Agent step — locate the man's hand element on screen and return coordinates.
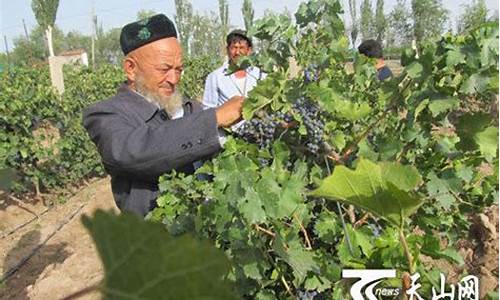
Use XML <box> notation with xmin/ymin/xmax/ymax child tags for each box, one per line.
<box><xmin>215</xmin><ymin>96</ymin><xmax>244</xmax><ymax>127</ymax></box>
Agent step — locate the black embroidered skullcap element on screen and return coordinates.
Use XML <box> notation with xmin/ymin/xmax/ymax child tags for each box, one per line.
<box><xmin>120</xmin><ymin>14</ymin><xmax>178</xmax><ymax>55</ymax></box>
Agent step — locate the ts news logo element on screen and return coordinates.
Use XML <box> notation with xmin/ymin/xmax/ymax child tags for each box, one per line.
<box><xmin>343</xmin><ymin>269</ymin><xmax>480</xmax><ymax>300</ymax></box>
<box><xmin>342</xmin><ymin>269</ymin><xmax>399</xmax><ymax>300</ymax></box>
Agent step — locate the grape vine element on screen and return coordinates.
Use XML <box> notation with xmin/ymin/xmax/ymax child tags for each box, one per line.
<box><xmin>151</xmin><ymin>0</ymin><xmax>499</xmax><ymax>299</ymax></box>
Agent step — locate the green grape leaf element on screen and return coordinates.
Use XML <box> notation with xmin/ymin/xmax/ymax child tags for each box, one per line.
<box><xmin>254</xmin><ymin>290</ymin><xmax>276</xmax><ymax>300</ymax></box>
<box><xmin>331</xmin><ymin>132</ymin><xmax>346</xmax><ymax>151</ymax></box>
<box><xmin>311</xmin><ymin>159</ymin><xmax>423</xmax><ymax>227</ymax></box>
<box><xmin>255</xmin><ymin>171</ymin><xmax>283</xmax><ymax>219</ymax></box>
<box><xmin>455</xmin><ymin>113</ymin><xmax>497</xmax><ymax>159</ymax></box>
<box><xmin>82</xmin><ymin>210</ymin><xmax>238</xmax><ymax>300</ymax></box>
<box><xmin>425</xmin><ymin>172</ymin><xmax>461</xmax><ymax>211</ymax></box>
<box><xmin>405</xmin><ymin>62</ymin><xmax>423</xmax><ymax>78</ymax></box>
<box><xmin>233</xmin><ymin>249</ymin><xmax>267</xmax><ymax>281</ymax></box>
<box><xmin>480</xmin><ymin>32</ymin><xmax>499</xmax><ymax>67</ymax></box>
<box><xmin>486</xmin><ymin>291</ymin><xmax>499</xmax><ymax>300</ymax></box>
<box><xmin>314</xmin><ymin>211</ymin><xmax>340</xmax><ymax>244</ymax></box>
<box><xmin>278</xmin><ymin>173</ymin><xmax>305</xmax><ymax>215</ymax></box>
<box><xmin>436</xmin><ymin>194</ymin><xmax>455</xmax><ymax>211</ymax></box>
<box><xmin>414</xmin><ymin>99</ymin><xmax>430</xmax><ymax>120</ymax></box>
<box><xmin>336</xmin><ymin>225</ymin><xmax>365</xmax><ymax>268</ymax></box>
<box><xmin>240</xmin><ymin>188</ymin><xmax>267</xmax><ymax>224</ymax></box>
<box><xmin>256</xmin><ymin>166</ymin><xmax>305</xmax><ymax>219</ymax></box>
<box><xmin>380</xmin><ymin>162</ymin><xmax>423</xmax><ymax>191</ymax></box>
<box><xmin>490</xmin><ymin>73</ymin><xmax>499</xmax><ymax>90</ymax></box>
<box><xmin>304</xmin><ymin>275</ymin><xmax>332</xmax><ymax>292</ymax></box>
<box><xmin>459</xmin><ymin>73</ymin><xmax>490</xmax><ymax>94</ymax></box>
<box><xmin>357</xmin><ymin>138</ymin><xmax>379</xmax><ymax>161</ymax></box>
<box><xmin>428</xmin><ymin>98</ymin><xmax>459</xmax><ymax>117</ymax></box>
<box><xmin>354</xmin><ymin>228</ymin><xmax>375</xmax><ymax>258</ymax></box>
<box><xmin>420</xmin><ymin>235</ymin><xmax>465</xmax><ymax>265</ymax></box>
<box><xmin>475</xmin><ymin>126</ymin><xmax>499</xmax><ymax>159</ymax></box>
<box><xmin>273</xmin><ymin>235</ymin><xmax>319</xmax><ymax>283</ymax></box>
<box><xmin>334</xmin><ymin>100</ymin><xmax>372</xmax><ymax>121</ymax></box>
<box><xmin>445</xmin><ymin>49</ymin><xmax>466</xmax><ymax>67</ymax></box>
<box><xmin>439</xmin><ymin>248</ymin><xmax>465</xmax><ymax>265</ymax></box>
<box><xmin>306</xmin><ymin>85</ymin><xmax>372</xmax><ymax>121</ymax></box>
<box><xmin>456</xmin><ymin>166</ymin><xmax>474</xmax><ymax>183</ymax></box>
<box><xmin>378</xmin><ymin>139</ymin><xmax>404</xmax><ymax>160</ymax></box>
<box><xmin>226</xmin><ymin>56</ymin><xmax>254</xmax><ymax>75</ymax></box>
<box><xmin>243</xmin><ymin>73</ymin><xmax>285</xmax><ymax>120</ymax></box>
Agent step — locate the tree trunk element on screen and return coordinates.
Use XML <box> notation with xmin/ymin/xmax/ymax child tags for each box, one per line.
<box><xmin>46</xmin><ymin>25</ymin><xmax>55</xmax><ymax>57</ymax></box>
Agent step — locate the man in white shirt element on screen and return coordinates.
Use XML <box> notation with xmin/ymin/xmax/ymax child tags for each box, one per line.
<box><xmin>202</xmin><ymin>30</ymin><xmax>266</xmax><ymax>109</ymax></box>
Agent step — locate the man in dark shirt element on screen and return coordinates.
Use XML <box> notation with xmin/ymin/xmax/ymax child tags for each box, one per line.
<box><xmin>83</xmin><ymin>14</ymin><xmax>244</xmax><ymax>216</ymax></box>
<box><xmin>358</xmin><ymin>39</ymin><xmax>393</xmax><ymax>81</ymax></box>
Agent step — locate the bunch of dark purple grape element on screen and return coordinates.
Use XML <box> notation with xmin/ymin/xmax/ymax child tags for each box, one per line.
<box><xmin>292</xmin><ymin>97</ymin><xmax>325</xmax><ymax>154</ymax></box>
<box><xmin>234</xmin><ymin>98</ymin><xmax>324</xmax><ymax>153</ymax></box>
<box><xmin>297</xmin><ymin>290</ymin><xmax>319</xmax><ymax>300</ymax></box>
<box><xmin>234</xmin><ymin>112</ymin><xmax>292</xmax><ymax>148</ymax></box>
<box><xmin>304</xmin><ymin>64</ymin><xmax>320</xmax><ymax>82</ymax></box>
<box><xmin>234</xmin><ymin>98</ymin><xmax>325</xmax><ymax>154</ymax></box>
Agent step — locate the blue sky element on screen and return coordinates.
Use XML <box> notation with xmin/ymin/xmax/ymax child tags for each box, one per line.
<box><xmin>1</xmin><ymin>0</ymin><xmax>499</xmax><ymax>52</ymax></box>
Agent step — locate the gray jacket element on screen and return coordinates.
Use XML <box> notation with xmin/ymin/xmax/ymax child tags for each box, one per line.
<box><xmin>83</xmin><ymin>84</ymin><xmax>221</xmax><ymax>216</ymax></box>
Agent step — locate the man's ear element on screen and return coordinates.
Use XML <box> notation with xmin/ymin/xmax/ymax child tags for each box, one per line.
<box><xmin>123</xmin><ymin>56</ymin><xmax>137</xmax><ymax>82</ymax></box>
<box><xmin>248</xmin><ymin>47</ymin><xmax>253</xmax><ymax>55</ymax></box>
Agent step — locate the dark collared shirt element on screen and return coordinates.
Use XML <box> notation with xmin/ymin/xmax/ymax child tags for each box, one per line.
<box><xmin>378</xmin><ymin>65</ymin><xmax>393</xmax><ymax>81</ymax></box>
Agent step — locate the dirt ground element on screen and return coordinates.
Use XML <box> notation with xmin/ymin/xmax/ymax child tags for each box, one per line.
<box><xmin>0</xmin><ymin>177</ymin><xmax>117</xmax><ymax>300</ymax></box>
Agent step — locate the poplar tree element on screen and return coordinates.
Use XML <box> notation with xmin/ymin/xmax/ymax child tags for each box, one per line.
<box><xmin>411</xmin><ymin>0</ymin><xmax>448</xmax><ymax>43</ymax></box>
<box><xmin>374</xmin><ymin>0</ymin><xmax>386</xmax><ymax>43</ymax></box>
<box><xmin>31</xmin><ymin>0</ymin><xmax>59</xmax><ymax>57</ymax></box>
<box><xmin>242</xmin><ymin>0</ymin><xmax>254</xmax><ymax>31</ymax></box>
<box><xmin>360</xmin><ymin>0</ymin><xmax>374</xmax><ymax>40</ymax></box>
<box><xmin>348</xmin><ymin>0</ymin><xmax>359</xmax><ymax>48</ymax></box>
<box><xmin>457</xmin><ymin>0</ymin><xmax>488</xmax><ymax>34</ymax></box>
<box><xmin>174</xmin><ymin>0</ymin><xmax>194</xmax><ymax>54</ymax></box>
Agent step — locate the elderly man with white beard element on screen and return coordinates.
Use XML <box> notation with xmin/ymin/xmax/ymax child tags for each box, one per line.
<box><xmin>83</xmin><ymin>14</ymin><xmax>243</xmax><ymax>216</ymax></box>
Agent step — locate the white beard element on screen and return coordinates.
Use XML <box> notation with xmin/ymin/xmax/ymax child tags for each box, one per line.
<box><xmin>135</xmin><ymin>76</ymin><xmax>184</xmax><ymax>118</ymax></box>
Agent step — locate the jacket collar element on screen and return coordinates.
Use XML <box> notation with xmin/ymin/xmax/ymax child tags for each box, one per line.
<box><xmin>116</xmin><ymin>84</ymin><xmax>159</xmax><ymax>122</ymax></box>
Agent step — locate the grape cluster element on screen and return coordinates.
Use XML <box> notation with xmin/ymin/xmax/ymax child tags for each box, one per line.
<box><xmin>234</xmin><ymin>112</ymin><xmax>293</xmax><ymax>148</ymax></box>
<box><xmin>304</xmin><ymin>64</ymin><xmax>320</xmax><ymax>82</ymax></box>
<box><xmin>234</xmin><ymin>98</ymin><xmax>324</xmax><ymax>153</ymax></box>
<box><xmin>292</xmin><ymin>98</ymin><xmax>325</xmax><ymax>154</ymax></box>
<box><xmin>298</xmin><ymin>290</ymin><xmax>318</xmax><ymax>300</ymax></box>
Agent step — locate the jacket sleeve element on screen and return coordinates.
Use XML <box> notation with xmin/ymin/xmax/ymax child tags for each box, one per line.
<box><xmin>83</xmin><ymin>106</ymin><xmax>221</xmax><ymax>181</ymax></box>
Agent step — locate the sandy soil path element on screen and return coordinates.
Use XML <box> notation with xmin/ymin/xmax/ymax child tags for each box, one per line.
<box><xmin>0</xmin><ymin>177</ymin><xmax>117</xmax><ymax>300</ymax></box>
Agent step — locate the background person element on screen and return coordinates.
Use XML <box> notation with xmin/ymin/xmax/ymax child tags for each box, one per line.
<box><xmin>202</xmin><ymin>29</ymin><xmax>266</xmax><ymax>109</ymax></box>
<box><xmin>358</xmin><ymin>39</ymin><xmax>393</xmax><ymax>81</ymax></box>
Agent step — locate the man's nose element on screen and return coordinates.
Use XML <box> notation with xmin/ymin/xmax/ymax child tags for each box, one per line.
<box><xmin>165</xmin><ymin>70</ymin><xmax>180</xmax><ymax>85</ymax></box>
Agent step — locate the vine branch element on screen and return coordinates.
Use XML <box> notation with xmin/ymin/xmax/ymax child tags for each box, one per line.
<box><xmin>293</xmin><ymin>214</ymin><xmax>312</xmax><ymax>250</ymax></box>
<box><xmin>254</xmin><ymin>224</ymin><xmax>276</xmax><ymax>238</ymax></box>
<box><xmin>399</xmin><ymin>228</ymin><xmax>415</xmax><ymax>274</ymax></box>
<box><xmin>281</xmin><ymin>276</ymin><xmax>294</xmax><ymax>297</ymax></box>
<box><xmin>353</xmin><ymin>213</ymin><xmax>371</xmax><ymax>228</ymax></box>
